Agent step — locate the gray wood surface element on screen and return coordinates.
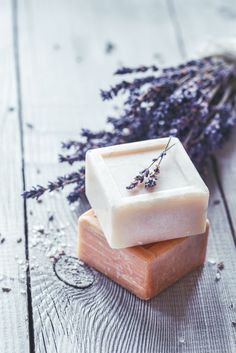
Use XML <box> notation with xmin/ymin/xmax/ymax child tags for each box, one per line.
<box><xmin>0</xmin><ymin>1</ymin><xmax>29</xmax><ymax>353</ymax></box>
<box><xmin>0</xmin><ymin>0</ymin><xmax>236</xmax><ymax>352</ymax></box>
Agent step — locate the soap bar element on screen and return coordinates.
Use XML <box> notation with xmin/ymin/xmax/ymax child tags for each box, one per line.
<box><xmin>78</xmin><ymin>209</ymin><xmax>209</xmax><ymax>300</ymax></box>
<box><xmin>86</xmin><ymin>137</ymin><xmax>209</xmax><ymax>249</ymax></box>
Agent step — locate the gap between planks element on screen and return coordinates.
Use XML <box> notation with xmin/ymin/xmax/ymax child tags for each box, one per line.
<box><xmin>11</xmin><ymin>0</ymin><xmax>36</xmax><ymax>352</ymax></box>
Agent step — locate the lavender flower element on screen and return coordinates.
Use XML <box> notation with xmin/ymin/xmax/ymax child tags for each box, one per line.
<box><xmin>114</xmin><ymin>65</ymin><xmax>158</xmax><ymax>75</ymax></box>
<box><xmin>126</xmin><ymin>137</ymin><xmax>175</xmax><ymax>190</ymax></box>
<box><xmin>23</xmin><ymin>56</ymin><xmax>236</xmax><ymax>203</ymax></box>
<box><xmin>22</xmin><ymin>167</ymin><xmax>85</xmax><ymax>203</ymax></box>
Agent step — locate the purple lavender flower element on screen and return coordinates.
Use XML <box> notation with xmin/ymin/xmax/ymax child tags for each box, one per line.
<box><xmin>126</xmin><ymin>137</ymin><xmax>174</xmax><ymax>191</ymax></box>
<box><xmin>23</xmin><ymin>56</ymin><xmax>236</xmax><ymax>203</ymax></box>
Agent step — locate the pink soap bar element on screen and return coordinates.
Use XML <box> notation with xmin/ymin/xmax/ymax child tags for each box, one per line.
<box><xmin>78</xmin><ymin>209</ymin><xmax>209</xmax><ymax>300</ymax></box>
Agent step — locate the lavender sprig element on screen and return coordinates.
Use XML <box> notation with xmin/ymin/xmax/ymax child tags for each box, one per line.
<box><xmin>24</xmin><ymin>56</ymin><xmax>236</xmax><ymax>203</ymax></box>
<box><xmin>22</xmin><ymin>167</ymin><xmax>85</xmax><ymax>203</ymax></box>
<box><xmin>126</xmin><ymin>137</ymin><xmax>175</xmax><ymax>190</ymax></box>
<box><xmin>114</xmin><ymin>65</ymin><xmax>158</xmax><ymax>75</ymax></box>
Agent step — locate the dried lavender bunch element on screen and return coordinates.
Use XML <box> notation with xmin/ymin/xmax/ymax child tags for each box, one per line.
<box><xmin>23</xmin><ymin>56</ymin><xmax>236</xmax><ymax>203</ymax></box>
<box><xmin>126</xmin><ymin>137</ymin><xmax>175</xmax><ymax>190</ymax></box>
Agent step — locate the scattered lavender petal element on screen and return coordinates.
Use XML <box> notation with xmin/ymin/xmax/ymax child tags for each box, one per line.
<box><xmin>26</xmin><ymin>122</ymin><xmax>34</xmax><ymax>129</ymax></box>
<box><xmin>2</xmin><ymin>287</ymin><xmax>11</xmax><ymax>293</ymax></box>
<box><xmin>105</xmin><ymin>41</ymin><xmax>115</xmax><ymax>54</ymax></box>
<box><xmin>217</xmin><ymin>261</ymin><xmax>225</xmax><ymax>271</ymax></box>
<box><xmin>213</xmin><ymin>200</ymin><xmax>221</xmax><ymax>205</ymax></box>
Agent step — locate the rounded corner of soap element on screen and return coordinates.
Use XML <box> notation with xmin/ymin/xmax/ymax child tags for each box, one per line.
<box><xmin>171</xmin><ymin>136</ymin><xmax>180</xmax><ymax>144</ymax></box>
<box><xmin>105</xmin><ymin>231</ymin><xmax>120</xmax><ymax>249</ymax></box>
<box><xmin>194</xmin><ymin>184</ymin><xmax>210</xmax><ymax>199</ymax></box>
<box><xmin>85</xmin><ymin>149</ymin><xmax>93</xmax><ymax>161</ymax></box>
<box><xmin>201</xmin><ymin>186</ymin><xmax>210</xmax><ymax>201</ymax></box>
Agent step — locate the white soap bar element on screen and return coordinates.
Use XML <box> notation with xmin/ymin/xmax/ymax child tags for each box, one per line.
<box><xmin>85</xmin><ymin>137</ymin><xmax>209</xmax><ymax>249</ymax></box>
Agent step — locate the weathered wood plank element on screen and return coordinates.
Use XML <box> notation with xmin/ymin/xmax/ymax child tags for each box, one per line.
<box><xmin>0</xmin><ymin>1</ymin><xmax>30</xmax><ymax>352</ymax></box>
<box><xmin>168</xmin><ymin>0</ymin><xmax>236</xmax><ymax>349</ymax></box>
<box><xmin>17</xmin><ymin>0</ymin><xmax>236</xmax><ymax>352</ymax></box>
<box><xmin>170</xmin><ymin>0</ymin><xmax>236</xmax><ymax>58</ymax></box>
<box><xmin>171</xmin><ymin>0</ymin><xmax>236</xmax><ymax>242</ymax></box>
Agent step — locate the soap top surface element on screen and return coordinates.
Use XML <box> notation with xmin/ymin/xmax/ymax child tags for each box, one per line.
<box><xmin>103</xmin><ymin>142</ymin><xmax>188</xmax><ymax>197</ymax></box>
<box><xmin>86</xmin><ymin>137</ymin><xmax>209</xmax><ymax>205</ymax></box>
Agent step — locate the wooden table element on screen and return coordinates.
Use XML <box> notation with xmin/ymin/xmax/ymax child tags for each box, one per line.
<box><xmin>1</xmin><ymin>0</ymin><xmax>236</xmax><ymax>352</ymax></box>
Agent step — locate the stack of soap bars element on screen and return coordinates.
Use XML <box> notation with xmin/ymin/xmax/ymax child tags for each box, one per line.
<box><xmin>78</xmin><ymin>137</ymin><xmax>209</xmax><ymax>300</ymax></box>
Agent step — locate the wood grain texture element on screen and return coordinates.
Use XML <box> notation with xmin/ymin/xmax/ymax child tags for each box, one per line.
<box><xmin>0</xmin><ymin>1</ymin><xmax>29</xmax><ymax>352</ymax></box>
<box><xmin>15</xmin><ymin>0</ymin><xmax>236</xmax><ymax>352</ymax></box>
